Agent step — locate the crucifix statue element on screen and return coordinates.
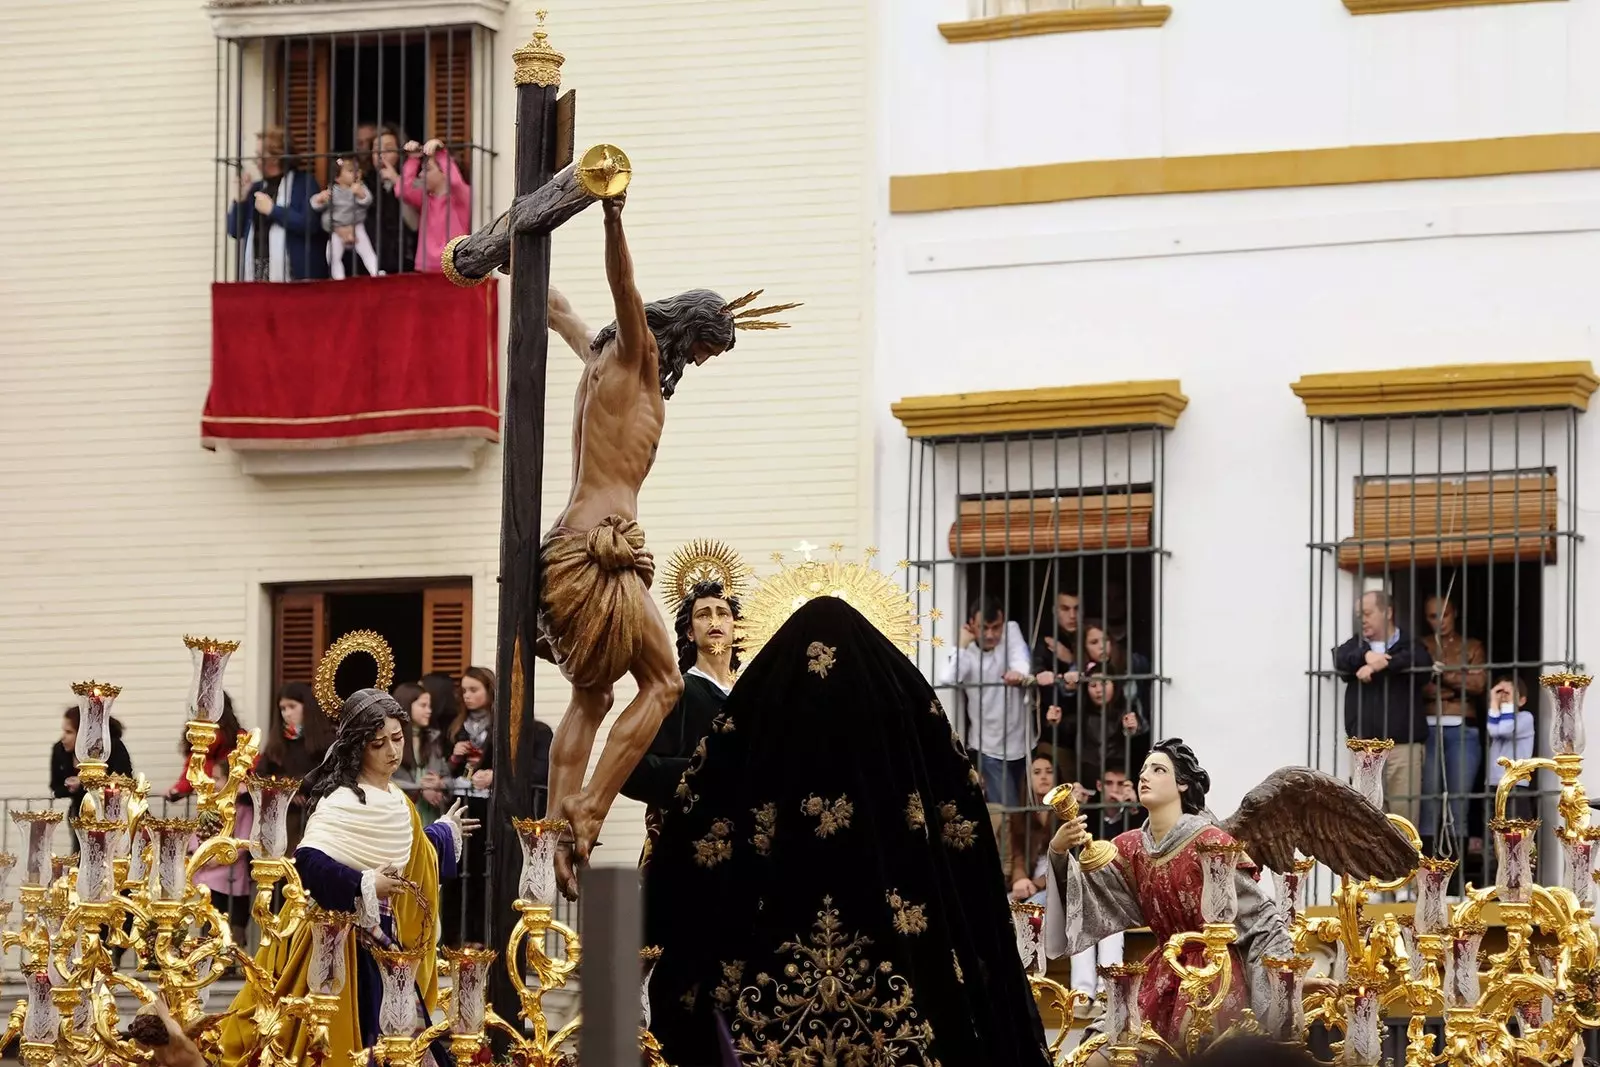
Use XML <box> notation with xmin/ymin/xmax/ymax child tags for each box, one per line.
<box><xmin>442</xmin><ymin>11</ymin><xmax>800</xmax><ymax>1006</ymax></box>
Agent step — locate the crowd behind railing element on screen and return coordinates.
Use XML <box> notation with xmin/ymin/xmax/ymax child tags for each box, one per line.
<box><xmin>16</xmin><ymin>662</ymin><xmax>553</xmax><ymax>973</ymax></box>
<box><xmin>224</xmin><ymin>123</ymin><xmax>476</xmax><ymax>282</ymax></box>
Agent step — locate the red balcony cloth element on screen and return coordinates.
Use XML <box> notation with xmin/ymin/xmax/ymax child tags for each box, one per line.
<box><xmin>203</xmin><ymin>273</ymin><xmax>500</xmax><ymax>449</ymax></box>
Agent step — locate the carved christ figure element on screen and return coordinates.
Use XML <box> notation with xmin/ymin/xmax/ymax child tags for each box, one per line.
<box><xmin>539</xmin><ymin>194</ymin><xmax>796</xmax><ymax>897</ymax></box>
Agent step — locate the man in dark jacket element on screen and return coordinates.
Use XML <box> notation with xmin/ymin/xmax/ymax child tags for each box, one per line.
<box><xmin>1334</xmin><ymin>590</ymin><xmax>1432</xmax><ymax>827</ymax></box>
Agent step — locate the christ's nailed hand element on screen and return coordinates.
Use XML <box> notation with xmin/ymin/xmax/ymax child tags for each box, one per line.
<box><xmin>602</xmin><ymin>192</ymin><xmax>625</xmax><ymax>220</ymax></box>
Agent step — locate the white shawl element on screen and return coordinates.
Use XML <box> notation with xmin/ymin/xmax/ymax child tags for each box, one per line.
<box><xmin>240</xmin><ymin>172</ymin><xmax>294</xmax><ymax>282</ymax></box>
<box><xmin>298</xmin><ymin>782</ymin><xmax>414</xmax><ymax>873</ymax></box>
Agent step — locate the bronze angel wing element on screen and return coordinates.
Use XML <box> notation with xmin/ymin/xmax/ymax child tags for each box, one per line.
<box><xmin>1216</xmin><ymin>766</ymin><xmax>1417</xmax><ymax>881</ymax></box>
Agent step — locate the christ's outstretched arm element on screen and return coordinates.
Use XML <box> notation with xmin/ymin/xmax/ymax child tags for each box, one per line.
<box><xmin>547</xmin><ymin>285</ymin><xmax>595</xmax><ymax>361</ymax></box>
<box><xmin>602</xmin><ymin>195</ymin><xmax>657</xmax><ymax>381</ymax></box>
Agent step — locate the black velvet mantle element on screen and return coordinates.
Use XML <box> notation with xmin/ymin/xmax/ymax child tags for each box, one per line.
<box><xmin>645</xmin><ymin>597</ymin><xmax>1051</xmax><ymax>1067</ymax></box>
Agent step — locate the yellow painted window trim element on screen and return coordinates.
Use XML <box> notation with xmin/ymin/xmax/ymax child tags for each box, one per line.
<box><xmin>1345</xmin><ymin>0</ymin><xmax>1563</xmax><ymax>14</ymax></box>
<box><xmin>889</xmin><ymin>133</ymin><xmax>1600</xmax><ymax>213</ymax></box>
<box><xmin>938</xmin><ymin>5</ymin><xmax>1172</xmax><ymax>43</ymax></box>
<box><xmin>1290</xmin><ymin>361</ymin><xmax>1599</xmax><ymax>418</ymax></box>
<box><xmin>891</xmin><ymin>380</ymin><xmax>1188</xmax><ymax>438</ymax></box>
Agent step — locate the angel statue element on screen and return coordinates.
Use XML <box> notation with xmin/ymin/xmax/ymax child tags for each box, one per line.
<box><xmin>1044</xmin><ymin>737</ymin><xmax>1416</xmax><ymax>1058</ymax></box>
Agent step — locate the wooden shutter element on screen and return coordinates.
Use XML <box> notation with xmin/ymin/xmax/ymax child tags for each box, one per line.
<box><xmin>274</xmin><ymin>591</ymin><xmax>328</xmax><ymax>689</ymax></box>
<box><xmin>276</xmin><ymin>39</ymin><xmax>331</xmax><ymax>185</ymax></box>
<box><xmin>422</xmin><ymin>584</ymin><xmax>473</xmax><ymax>678</ymax></box>
<box><xmin>948</xmin><ymin>492</ymin><xmax>1153</xmax><ymax>559</ymax></box>
<box><xmin>426</xmin><ymin>29</ymin><xmax>474</xmax><ymax>180</ymax></box>
<box><xmin>1338</xmin><ymin>472</ymin><xmax>1558</xmax><ymax>571</ymax></box>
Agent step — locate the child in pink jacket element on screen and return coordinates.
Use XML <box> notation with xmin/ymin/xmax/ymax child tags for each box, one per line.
<box><xmin>400</xmin><ymin>138</ymin><xmax>472</xmax><ymax>273</ymax></box>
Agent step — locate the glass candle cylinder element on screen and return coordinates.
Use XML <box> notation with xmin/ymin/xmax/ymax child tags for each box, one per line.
<box><xmin>1261</xmin><ymin>956</ymin><xmax>1312</xmax><ymax>1042</ymax></box>
<box><xmin>370</xmin><ymin>947</ymin><xmax>422</xmax><ymax>1036</ymax></box>
<box><xmin>1395</xmin><ymin>918</ymin><xmax>1422</xmax><ymax>981</ymax></box>
<box><xmin>21</xmin><ymin>967</ymin><xmax>59</xmax><ymax>1044</ymax></box>
<box><xmin>126</xmin><ymin>824</ymin><xmax>151</xmax><ymax>887</ymax></box>
<box><xmin>1197</xmin><ymin>840</ymin><xmax>1245</xmax><ymax>924</ymax></box>
<box><xmin>98</xmin><ymin>777</ymin><xmax>135</xmax><ymax>859</ymax></box>
<box><xmin>1444</xmin><ymin>923</ymin><xmax>1486</xmax><ymax>1007</ymax></box>
<box><xmin>1542</xmin><ymin>673</ymin><xmax>1591</xmax><ymax>757</ymax></box>
<box><xmin>1344</xmin><ymin>978</ymin><xmax>1383</xmax><ymax>1066</ymax></box>
<box><xmin>1414</xmin><ymin>857</ymin><xmax>1457</xmax><ymax>935</ymax></box>
<box><xmin>1346</xmin><ymin>738</ymin><xmax>1394</xmax><ymax>810</ymax></box>
<box><xmin>246</xmin><ymin>776</ymin><xmax>300</xmax><ymax>860</ymax></box>
<box><xmin>1099</xmin><ymin>963</ymin><xmax>1147</xmax><ymax>1045</ymax></box>
<box><xmin>184</xmin><ymin>636</ymin><xmax>240</xmax><ymax>723</ymax></box>
<box><xmin>144</xmin><ymin>818</ymin><xmax>200</xmax><ymax>902</ymax></box>
<box><xmin>1274</xmin><ymin>858</ymin><xmax>1315</xmax><ymax>931</ymax></box>
<box><xmin>10</xmin><ymin>811</ymin><xmax>61</xmax><ymax>888</ymax></box>
<box><xmin>72</xmin><ymin>818</ymin><xmax>119</xmax><ymax>903</ymax></box>
<box><xmin>1493</xmin><ymin>819</ymin><xmax>1539</xmax><ymax>905</ymax></box>
<box><xmin>1010</xmin><ymin>900</ymin><xmax>1044</xmax><ymax>974</ymax></box>
<box><xmin>514</xmin><ymin>817</ymin><xmax>563</xmax><ymax>907</ymax></box>
<box><xmin>640</xmin><ymin>946</ymin><xmax>663</xmax><ymax>1029</ymax></box>
<box><xmin>307</xmin><ymin>906</ymin><xmax>355</xmax><ymax>997</ymax></box>
<box><xmin>442</xmin><ymin>946</ymin><xmax>496</xmax><ymax>1034</ymax></box>
<box><xmin>70</xmin><ymin>681</ymin><xmax>120</xmax><ymax>764</ymax></box>
<box><xmin>1562</xmin><ymin>828</ymin><xmax>1600</xmax><ymax>907</ymax></box>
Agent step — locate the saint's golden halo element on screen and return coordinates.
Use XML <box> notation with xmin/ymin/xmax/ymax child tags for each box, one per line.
<box><xmin>661</xmin><ymin>538</ymin><xmax>752</xmax><ymax>609</ymax></box>
<box><xmin>313</xmin><ymin>630</ymin><xmax>397</xmax><ymax>721</ymax></box>
<box><xmin>735</xmin><ymin>544</ymin><xmax>939</xmax><ymax>667</ymax></box>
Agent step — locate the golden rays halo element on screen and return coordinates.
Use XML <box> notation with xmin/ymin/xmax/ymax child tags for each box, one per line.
<box><xmin>661</xmin><ymin>538</ymin><xmax>753</xmax><ymax>611</ymax></box>
<box><xmin>719</xmin><ymin>289</ymin><xmax>803</xmax><ymax>332</ymax></box>
<box><xmin>313</xmin><ymin>630</ymin><xmax>397</xmax><ymax>720</ymax></box>
<box><xmin>735</xmin><ymin>543</ymin><xmax>941</xmax><ymax>668</ymax></box>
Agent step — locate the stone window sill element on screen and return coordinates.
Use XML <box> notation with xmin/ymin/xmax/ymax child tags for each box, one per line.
<box><xmin>938</xmin><ymin>5</ymin><xmax>1171</xmax><ymax>43</ymax></box>
<box><xmin>1344</xmin><ymin>0</ymin><xmax>1562</xmax><ymax>13</ymax></box>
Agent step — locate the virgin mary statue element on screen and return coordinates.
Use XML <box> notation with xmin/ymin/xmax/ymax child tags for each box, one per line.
<box><xmin>219</xmin><ymin>688</ymin><xmax>477</xmax><ymax>1067</ymax></box>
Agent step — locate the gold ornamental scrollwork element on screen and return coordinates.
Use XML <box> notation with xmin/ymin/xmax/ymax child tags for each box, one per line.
<box><xmin>513</xmin><ymin>10</ymin><xmax>564</xmax><ymax>87</ymax></box>
<box><xmin>313</xmin><ymin>629</ymin><xmax>397</xmax><ymax>720</ymax></box>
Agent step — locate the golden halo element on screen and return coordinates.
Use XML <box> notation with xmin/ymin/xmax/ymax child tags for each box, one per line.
<box><xmin>314</xmin><ymin>630</ymin><xmax>397</xmax><ymax>720</ymax></box>
<box><xmin>661</xmin><ymin>539</ymin><xmax>752</xmax><ymax>609</ymax></box>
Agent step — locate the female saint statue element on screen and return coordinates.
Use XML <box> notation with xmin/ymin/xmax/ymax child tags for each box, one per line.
<box><xmin>219</xmin><ymin>687</ymin><xmax>478</xmax><ymax>1067</ymax></box>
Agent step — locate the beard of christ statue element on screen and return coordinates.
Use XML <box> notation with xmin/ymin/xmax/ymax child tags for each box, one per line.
<box><xmin>536</xmin><ymin>195</ymin><xmax>737</xmax><ymax>900</ymax></box>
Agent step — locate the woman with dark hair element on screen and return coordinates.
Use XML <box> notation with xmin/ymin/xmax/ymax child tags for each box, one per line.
<box><xmin>218</xmin><ymin>688</ymin><xmax>477</xmax><ymax>1067</ymax></box>
<box><xmin>391</xmin><ymin>681</ymin><xmax>449</xmax><ymax>823</ymax></box>
<box><xmin>50</xmin><ymin>707</ymin><xmax>134</xmax><ymax>822</ymax></box>
<box><xmin>1042</xmin><ymin>739</ymin><xmax>1295</xmax><ymax>1056</ymax></box>
<box><xmin>257</xmin><ymin>681</ymin><xmax>333</xmax><ymax>852</ymax></box>
<box><xmin>1076</xmin><ymin>661</ymin><xmax>1149</xmax><ymax>786</ymax></box>
<box><xmin>441</xmin><ymin>666</ymin><xmax>495</xmax><ymax>946</ymax></box>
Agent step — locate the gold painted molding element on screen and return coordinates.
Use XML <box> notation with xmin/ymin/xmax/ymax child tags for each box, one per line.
<box><xmin>1291</xmin><ymin>361</ymin><xmax>1599</xmax><ymax>418</ymax></box>
<box><xmin>891</xmin><ymin>380</ymin><xmax>1188</xmax><ymax>438</ymax></box>
<box><xmin>889</xmin><ymin>132</ymin><xmax>1600</xmax><ymax>213</ymax></box>
<box><xmin>1346</xmin><ymin>0</ymin><xmax>1562</xmax><ymax>13</ymax></box>
<box><xmin>938</xmin><ymin>5</ymin><xmax>1171</xmax><ymax>42</ymax></box>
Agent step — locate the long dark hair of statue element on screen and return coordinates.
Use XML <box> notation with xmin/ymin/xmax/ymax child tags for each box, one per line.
<box><xmin>301</xmin><ymin>688</ymin><xmax>409</xmax><ymax>810</ymax></box>
<box><xmin>673</xmin><ymin>579</ymin><xmax>742</xmax><ymax>673</ymax></box>
<box><xmin>1151</xmin><ymin>737</ymin><xmax>1210</xmax><ymax>815</ymax></box>
<box><xmin>590</xmin><ymin>288</ymin><xmax>736</xmax><ymax>400</ymax></box>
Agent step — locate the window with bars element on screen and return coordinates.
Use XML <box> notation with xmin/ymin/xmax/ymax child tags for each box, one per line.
<box><xmin>213</xmin><ymin>26</ymin><xmax>495</xmax><ymax>282</ymax></box>
<box><xmin>899</xmin><ymin>396</ymin><xmax>1176</xmax><ymax>907</ymax></box>
<box><xmin>1304</xmin><ymin>396</ymin><xmax>1583</xmax><ymax>893</ymax></box>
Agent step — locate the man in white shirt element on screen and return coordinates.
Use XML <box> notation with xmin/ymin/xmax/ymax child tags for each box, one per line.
<box><xmin>938</xmin><ymin>597</ymin><xmax>1035</xmax><ymax>806</ymax></box>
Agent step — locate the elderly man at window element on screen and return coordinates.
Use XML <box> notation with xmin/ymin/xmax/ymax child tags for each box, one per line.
<box><xmin>1420</xmin><ymin>595</ymin><xmax>1487</xmax><ymax>852</ymax></box>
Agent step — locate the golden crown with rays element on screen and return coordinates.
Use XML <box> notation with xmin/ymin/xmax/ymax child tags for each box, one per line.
<box><xmin>313</xmin><ymin>629</ymin><xmax>397</xmax><ymax>720</ymax></box>
<box><xmin>661</xmin><ymin>538</ymin><xmax>753</xmax><ymax>610</ymax></box>
<box><xmin>721</xmin><ymin>289</ymin><xmax>803</xmax><ymax>331</ymax></box>
<box><xmin>734</xmin><ymin>542</ymin><xmax>942</xmax><ymax>665</ymax></box>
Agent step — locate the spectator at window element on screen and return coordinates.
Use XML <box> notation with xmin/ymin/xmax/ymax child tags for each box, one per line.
<box><xmin>1077</xmin><ymin>661</ymin><xmax>1147</xmax><ymax>787</ymax></box>
<box><xmin>226</xmin><ymin>126</ymin><xmax>325</xmax><ymax>282</ymax></box>
<box><xmin>1334</xmin><ymin>590</ymin><xmax>1433</xmax><ymax>829</ymax></box>
<box><xmin>354</xmin><ymin>121</ymin><xmax>378</xmax><ymax>163</ymax></box>
<box><xmin>442</xmin><ymin>666</ymin><xmax>495</xmax><ymax>946</ymax></box>
<box><xmin>392</xmin><ymin>680</ymin><xmax>451</xmax><ymax>824</ymax></box>
<box><xmin>1033</xmin><ymin>589</ymin><xmax>1082</xmax><ymax>697</ymax></box>
<box><xmin>400</xmin><ymin>138</ymin><xmax>472</xmax><ymax>273</ymax></box>
<box><xmin>311</xmin><ymin>155</ymin><xmax>378</xmax><ymax>279</ymax></box>
<box><xmin>1084</xmin><ymin>617</ymin><xmax>1153</xmax><ymax>726</ymax></box>
<box><xmin>166</xmin><ymin>693</ymin><xmax>245</xmax><ymax>802</ymax></box>
<box><xmin>256</xmin><ymin>681</ymin><xmax>333</xmax><ymax>852</ymax></box>
<box><xmin>1009</xmin><ymin>753</ymin><xmax>1062</xmax><ymax>903</ymax></box>
<box><xmin>1487</xmin><ymin>675</ymin><xmax>1536</xmax><ymax>820</ymax></box>
<box><xmin>1096</xmin><ymin>759</ymin><xmax>1139</xmax><ymax>840</ymax></box>
<box><xmin>938</xmin><ymin>597</ymin><xmax>1034</xmax><ymax>807</ymax></box>
<box><xmin>365</xmin><ymin>123</ymin><xmax>419</xmax><ymax>276</ymax></box>
<box><xmin>50</xmin><ymin>706</ymin><xmax>133</xmax><ymax>822</ymax></box>
<box><xmin>1419</xmin><ymin>595</ymin><xmax>1487</xmax><ymax>851</ymax></box>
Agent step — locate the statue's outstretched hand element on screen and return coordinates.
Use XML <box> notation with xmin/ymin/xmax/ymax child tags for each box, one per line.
<box><xmin>442</xmin><ymin>799</ymin><xmax>482</xmax><ymax>838</ymax></box>
<box><xmin>602</xmin><ymin>192</ymin><xmax>626</xmax><ymax>220</ymax></box>
<box><xmin>1050</xmin><ymin>815</ymin><xmax>1090</xmax><ymax>856</ymax></box>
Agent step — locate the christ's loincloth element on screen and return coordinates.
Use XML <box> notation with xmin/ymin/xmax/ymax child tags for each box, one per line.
<box><xmin>536</xmin><ymin>515</ymin><xmax>657</xmax><ymax>691</ymax></box>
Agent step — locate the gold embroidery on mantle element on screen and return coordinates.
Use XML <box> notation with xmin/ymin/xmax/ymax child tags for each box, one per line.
<box><xmin>952</xmin><ymin>951</ymin><xmax>964</xmax><ymax>983</ymax></box>
<box><xmin>938</xmin><ymin>801</ymin><xmax>977</xmax><ymax>850</ymax></box>
<box><xmin>886</xmin><ymin>890</ymin><xmax>929</xmax><ymax>936</ymax></box>
<box><xmin>713</xmin><ymin>959</ymin><xmax>747</xmax><ymax>1010</ymax></box>
<box><xmin>712</xmin><ymin>713</ymin><xmax>736</xmax><ymax>734</ymax></box>
<box><xmin>807</xmin><ymin>641</ymin><xmax>837</xmax><ymax>678</ymax></box>
<box><xmin>905</xmin><ymin>792</ymin><xmax>926</xmax><ymax>832</ymax></box>
<box><xmin>676</xmin><ymin>736</ymin><xmax>709</xmax><ymax>812</ymax></box>
<box><xmin>694</xmin><ymin>819</ymin><xmax>734</xmax><ymax>868</ymax></box>
<box><xmin>802</xmin><ymin>794</ymin><xmax>854</xmax><ymax>837</ymax></box>
<box><xmin>732</xmin><ymin>895</ymin><xmax>936</xmax><ymax>1066</ymax></box>
<box><xmin>752</xmin><ymin>802</ymin><xmax>777</xmax><ymax>856</ymax></box>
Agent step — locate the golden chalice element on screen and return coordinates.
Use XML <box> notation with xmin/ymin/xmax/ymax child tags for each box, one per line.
<box><xmin>1043</xmin><ymin>783</ymin><xmax>1119</xmax><ymax>874</ymax></box>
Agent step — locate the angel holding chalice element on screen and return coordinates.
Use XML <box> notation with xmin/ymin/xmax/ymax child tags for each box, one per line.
<box><xmin>1042</xmin><ymin>738</ymin><xmax>1416</xmax><ymax>1058</ymax></box>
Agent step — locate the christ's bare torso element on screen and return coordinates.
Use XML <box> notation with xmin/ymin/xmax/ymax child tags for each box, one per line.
<box><xmin>552</xmin><ymin>334</ymin><xmax>664</xmax><ymax>533</ymax></box>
